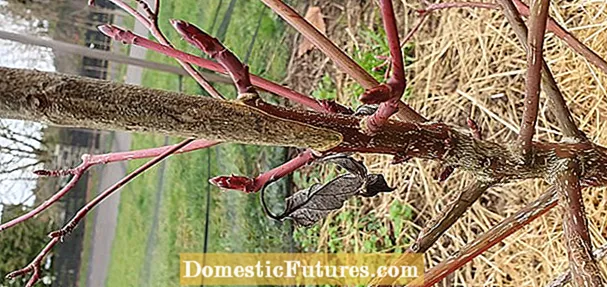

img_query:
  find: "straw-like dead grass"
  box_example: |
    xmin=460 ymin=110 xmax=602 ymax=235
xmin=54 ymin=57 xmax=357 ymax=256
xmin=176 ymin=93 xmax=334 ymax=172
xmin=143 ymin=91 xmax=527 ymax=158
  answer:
xmin=286 ymin=0 xmax=607 ymax=285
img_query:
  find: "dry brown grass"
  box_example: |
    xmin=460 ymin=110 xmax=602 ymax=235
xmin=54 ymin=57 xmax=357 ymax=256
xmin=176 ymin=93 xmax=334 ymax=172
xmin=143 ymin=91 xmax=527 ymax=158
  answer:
xmin=286 ymin=0 xmax=607 ymax=285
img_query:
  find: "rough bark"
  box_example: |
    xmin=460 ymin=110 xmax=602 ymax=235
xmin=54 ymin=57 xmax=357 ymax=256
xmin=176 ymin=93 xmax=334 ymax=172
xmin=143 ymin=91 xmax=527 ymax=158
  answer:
xmin=2 ymin=67 xmax=607 ymax=186
xmin=0 ymin=67 xmax=341 ymax=151
xmin=551 ymin=160 xmax=607 ymax=286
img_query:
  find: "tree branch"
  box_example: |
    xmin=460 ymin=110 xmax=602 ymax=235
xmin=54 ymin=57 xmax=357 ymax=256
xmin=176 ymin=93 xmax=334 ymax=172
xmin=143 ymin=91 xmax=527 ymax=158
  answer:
xmin=261 ymin=0 xmax=424 ymax=122
xmin=409 ymin=180 xmax=495 ymax=253
xmin=2 ymin=68 xmax=607 ymax=187
xmin=360 ymin=0 xmax=427 ymax=133
xmin=100 ymin=0 xmax=224 ymax=99
xmin=210 ymin=149 xmax=315 ymax=193
xmin=0 ymin=139 xmax=218 ymax=232
xmin=5 ymin=238 xmax=59 ymax=287
xmin=417 ymin=188 xmax=559 ymax=286
xmin=171 ymin=20 xmax=257 ymax=96
xmin=5 ymin=138 xmax=193 ymax=286
xmin=98 ymin=24 xmax=328 ymax=112
xmin=49 ymin=138 xmax=194 ymax=238
xmin=518 ymin=0 xmax=550 ymax=159
xmin=551 ymin=159 xmax=606 ymax=286
xmin=496 ymin=0 xmax=584 ymax=140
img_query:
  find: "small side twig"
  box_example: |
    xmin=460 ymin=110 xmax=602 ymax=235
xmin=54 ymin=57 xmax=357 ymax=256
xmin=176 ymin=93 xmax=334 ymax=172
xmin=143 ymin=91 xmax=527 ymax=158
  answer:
xmin=518 ymin=0 xmax=550 ymax=159
xmin=5 ymin=238 xmax=60 ymax=287
xmin=171 ymin=20 xmax=256 ymax=95
xmin=6 ymin=138 xmax=194 ymax=286
xmin=0 ymin=139 xmax=218 ymax=232
xmin=48 ymin=138 xmax=195 ymax=239
xmin=210 ymin=150 xmax=316 ymax=193
xmin=98 ymin=24 xmax=328 ymax=112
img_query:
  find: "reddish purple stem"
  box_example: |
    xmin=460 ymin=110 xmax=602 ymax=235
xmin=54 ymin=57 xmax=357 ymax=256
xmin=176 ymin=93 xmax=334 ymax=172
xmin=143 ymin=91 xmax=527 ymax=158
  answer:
xmin=98 ymin=24 xmax=327 ymax=112
xmin=381 ymin=0 xmax=405 ymax=96
xmin=171 ymin=19 xmax=256 ymax=95
xmin=361 ymin=0 xmax=426 ymax=132
xmin=210 ymin=150 xmax=316 ymax=193
xmin=518 ymin=0 xmax=550 ymax=159
xmin=0 ymin=139 xmax=218 ymax=233
xmin=49 ymin=138 xmax=194 ymax=239
xmin=5 ymin=237 xmax=60 ymax=287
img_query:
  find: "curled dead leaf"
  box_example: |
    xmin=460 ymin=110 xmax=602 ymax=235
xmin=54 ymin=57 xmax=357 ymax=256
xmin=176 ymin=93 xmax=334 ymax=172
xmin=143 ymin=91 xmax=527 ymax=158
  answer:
xmin=261 ymin=154 xmax=394 ymax=227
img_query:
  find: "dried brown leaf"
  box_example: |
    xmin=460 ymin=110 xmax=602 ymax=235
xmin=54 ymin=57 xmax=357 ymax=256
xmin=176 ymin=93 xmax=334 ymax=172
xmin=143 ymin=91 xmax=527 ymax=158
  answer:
xmin=261 ymin=155 xmax=394 ymax=227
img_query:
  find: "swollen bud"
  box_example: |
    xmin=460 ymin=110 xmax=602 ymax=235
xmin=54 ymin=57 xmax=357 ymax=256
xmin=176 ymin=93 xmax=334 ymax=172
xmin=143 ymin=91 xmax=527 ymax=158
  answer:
xmin=209 ymin=175 xmax=256 ymax=193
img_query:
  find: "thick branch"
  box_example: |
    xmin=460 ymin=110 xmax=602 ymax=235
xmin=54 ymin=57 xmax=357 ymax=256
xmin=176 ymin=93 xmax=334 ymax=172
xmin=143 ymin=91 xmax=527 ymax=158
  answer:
xmin=0 ymin=67 xmax=341 ymax=151
xmin=2 ymin=68 xmax=607 ymax=186
xmin=552 ymin=160 xmax=606 ymax=286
